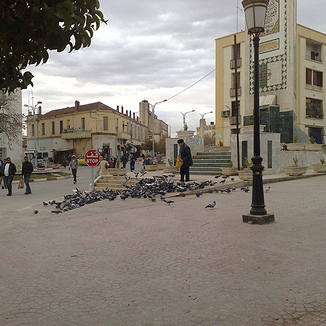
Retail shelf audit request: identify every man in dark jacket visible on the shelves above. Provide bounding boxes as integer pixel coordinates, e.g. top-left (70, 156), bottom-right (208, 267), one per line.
top-left (2, 157), bottom-right (16, 196)
top-left (177, 139), bottom-right (193, 182)
top-left (22, 156), bottom-right (34, 195)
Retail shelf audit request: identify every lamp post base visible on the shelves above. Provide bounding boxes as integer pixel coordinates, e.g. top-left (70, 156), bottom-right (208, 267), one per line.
top-left (242, 213), bottom-right (275, 225)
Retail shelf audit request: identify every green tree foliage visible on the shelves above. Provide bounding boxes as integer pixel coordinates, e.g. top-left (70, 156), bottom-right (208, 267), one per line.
top-left (0, 0), bottom-right (107, 92)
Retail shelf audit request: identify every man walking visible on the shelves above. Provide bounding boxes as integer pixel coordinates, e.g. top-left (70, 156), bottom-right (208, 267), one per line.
top-left (177, 139), bottom-right (193, 182)
top-left (22, 156), bottom-right (34, 195)
top-left (2, 157), bottom-right (16, 196)
top-left (69, 155), bottom-right (79, 184)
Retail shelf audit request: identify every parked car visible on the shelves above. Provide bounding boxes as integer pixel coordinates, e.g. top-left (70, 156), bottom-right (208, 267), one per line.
top-left (77, 157), bottom-right (86, 165)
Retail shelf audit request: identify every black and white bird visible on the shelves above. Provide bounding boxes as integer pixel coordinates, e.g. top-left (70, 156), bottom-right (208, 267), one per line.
top-left (163, 199), bottom-right (174, 205)
top-left (33, 209), bottom-right (38, 214)
top-left (265, 186), bottom-right (271, 193)
top-left (43, 202), bottom-right (48, 206)
top-left (205, 201), bottom-right (216, 209)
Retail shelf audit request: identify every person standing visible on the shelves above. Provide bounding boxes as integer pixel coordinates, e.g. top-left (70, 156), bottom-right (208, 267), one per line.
top-left (2, 157), bottom-right (16, 196)
top-left (156, 152), bottom-right (163, 164)
top-left (177, 139), bottom-right (193, 182)
top-left (22, 156), bottom-right (34, 195)
top-left (0, 158), bottom-right (7, 189)
top-left (120, 154), bottom-right (128, 169)
top-left (98, 156), bottom-right (109, 176)
top-left (69, 155), bottom-right (78, 184)
top-left (130, 153), bottom-right (136, 172)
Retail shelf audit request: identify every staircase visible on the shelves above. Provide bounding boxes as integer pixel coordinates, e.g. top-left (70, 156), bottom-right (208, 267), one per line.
top-left (94, 175), bottom-right (139, 191)
top-left (190, 151), bottom-right (231, 176)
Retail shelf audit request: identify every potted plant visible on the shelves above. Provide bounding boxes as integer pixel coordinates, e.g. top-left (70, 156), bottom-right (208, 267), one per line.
top-left (283, 156), bottom-right (307, 176)
top-left (312, 157), bottom-right (326, 173)
top-left (305, 136), bottom-right (321, 151)
top-left (221, 160), bottom-right (238, 176)
top-left (237, 157), bottom-right (252, 181)
top-left (286, 135), bottom-right (305, 151)
top-left (163, 157), bottom-right (178, 173)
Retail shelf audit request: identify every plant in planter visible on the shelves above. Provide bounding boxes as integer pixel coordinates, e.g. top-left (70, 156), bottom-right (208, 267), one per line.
top-left (221, 160), bottom-right (238, 176)
top-left (293, 135), bottom-right (299, 143)
top-left (310, 136), bottom-right (316, 144)
top-left (305, 136), bottom-right (321, 151)
top-left (287, 135), bottom-right (305, 151)
top-left (312, 156), bottom-right (326, 173)
top-left (283, 156), bottom-right (307, 176)
top-left (237, 157), bottom-right (252, 181)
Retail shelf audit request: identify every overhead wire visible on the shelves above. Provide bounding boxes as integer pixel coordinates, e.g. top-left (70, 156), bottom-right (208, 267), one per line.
top-left (166, 68), bottom-right (215, 102)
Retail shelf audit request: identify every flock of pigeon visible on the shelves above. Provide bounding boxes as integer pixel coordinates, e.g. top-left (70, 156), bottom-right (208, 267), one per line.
top-left (36, 174), bottom-right (271, 215)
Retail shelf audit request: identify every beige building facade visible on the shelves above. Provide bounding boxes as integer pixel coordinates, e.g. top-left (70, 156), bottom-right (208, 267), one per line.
top-left (215, 0), bottom-right (326, 146)
top-left (26, 101), bottom-right (153, 163)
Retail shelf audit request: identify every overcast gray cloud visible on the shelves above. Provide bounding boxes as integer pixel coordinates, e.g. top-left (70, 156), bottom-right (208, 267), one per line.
top-left (23, 0), bottom-right (326, 136)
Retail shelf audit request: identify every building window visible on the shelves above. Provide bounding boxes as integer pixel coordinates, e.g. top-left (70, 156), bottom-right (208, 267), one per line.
top-left (52, 121), bottom-right (55, 135)
top-left (233, 43), bottom-right (240, 59)
top-left (42, 123), bottom-right (45, 136)
top-left (103, 116), bottom-right (108, 131)
top-left (60, 120), bottom-right (63, 133)
top-left (232, 72), bottom-right (240, 89)
top-left (306, 68), bottom-right (323, 87)
top-left (306, 98), bottom-right (323, 119)
top-left (81, 117), bottom-right (85, 130)
top-left (231, 101), bottom-right (240, 117)
top-left (67, 120), bottom-right (70, 129)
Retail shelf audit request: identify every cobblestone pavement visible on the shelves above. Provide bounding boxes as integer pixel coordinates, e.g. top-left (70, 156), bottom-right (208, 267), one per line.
top-left (1, 175), bottom-right (326, 325)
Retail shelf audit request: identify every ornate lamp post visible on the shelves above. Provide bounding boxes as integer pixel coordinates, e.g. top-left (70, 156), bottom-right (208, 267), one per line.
top-left (24, 101), bottom-right (42, 168)
top-left (149, 99), bottom-right (167, 161)
top-left (242, 0), bottom-right (274, 224)
top-left (180, 110), bottom-right (195, 131)
top-left (198, 111), bottom-right (213, 138)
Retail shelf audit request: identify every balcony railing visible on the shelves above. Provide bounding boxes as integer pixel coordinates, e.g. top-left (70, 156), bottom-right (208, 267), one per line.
top-left (230, 115), bottom-right (241, 125)
top-left (230, 58), bottom-right (242, 69)
top-left (230, 87), bottom-right (241, 97)
top-left (61, 129), bottom-right (92, 139)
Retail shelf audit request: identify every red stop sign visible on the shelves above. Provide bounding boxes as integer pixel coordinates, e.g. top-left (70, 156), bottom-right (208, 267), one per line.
top-left (84, 149), bottom-right (100, 167)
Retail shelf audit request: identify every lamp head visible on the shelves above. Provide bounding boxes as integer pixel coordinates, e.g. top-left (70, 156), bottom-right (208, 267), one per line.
top-left (242, 0), bottom-right (269, 34)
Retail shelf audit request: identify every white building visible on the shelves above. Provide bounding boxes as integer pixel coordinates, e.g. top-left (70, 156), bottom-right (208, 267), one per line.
top-left (215, 0), bottom-right (326, 146)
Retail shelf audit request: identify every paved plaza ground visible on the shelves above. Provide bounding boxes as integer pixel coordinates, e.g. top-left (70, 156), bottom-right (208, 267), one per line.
top-left (1, 173), bottom-right (326, 325)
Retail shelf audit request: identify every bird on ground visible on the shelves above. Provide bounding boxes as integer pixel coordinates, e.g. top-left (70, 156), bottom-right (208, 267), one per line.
top-left (205, 201), bottom-right (216, 209)
top-left (51, 210), bottom-right (62, 214)
top-left (163, 199), bottom-right (174, 205)
top-left (125, 175), bottom-right (130, 181)
top-left (133, 170), bottom-right (139, 178)
top-left (214, 175), bottom-right (220, 179)
top-left (220, 179), bottom-right (226, 184)
top-left (231, 178), bottom-right (235, 181)
top-left (241, 186), bottom-right (250, 193)
top-left (43, 202), bottom-right (48, 206)
top-left (33, 209), bottom-right (38, 214)
top-left (196, 191), bottom-right (203, 197)
top-left (232, 187), bottom-right (236, 191)
top-left (139, 171), bottom-right (147, 177)
top-left (222, 176), bottom-right (229, 179)
top-left (179, 192), bottom-right (186, 197)
top-left (265, 186), bottom-right (271, 193)
top-left (208, 189), bottom-right (213, 193)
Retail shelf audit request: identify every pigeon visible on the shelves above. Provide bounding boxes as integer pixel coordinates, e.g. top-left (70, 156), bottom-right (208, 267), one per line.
top-left (208, 189), bottom-right (213, 193)
top-left (179, 192), bottom-right (186, 197)
top-left (43, 202), bottom-right (48, 206)
top-left (222, 176), bottom-right (229, 179)
top-left (125, 175), bottom-right (130, 181)
top-left (163, 199), bottom-right (174, 205)
top-left (133, 170), bottom-right (139, 178)
top-left (232, 187), bottom-right (236, 192)
top-left (196, 191), bottom-right (203, 197)
top-left (214, 175), bottom-right (220, 179)
top-left (220, 179), bottom-right (226, 184)
top-left (265, 186), bottom-right (271, 193)
top-left (33, 209), bottom-right (38, 214)
top-left (51, 210), bottom-right (62, 214)
top-left (139, 171), bottom-right (147, 177)
top-left (241, 186), bottom-right (250, 193)
top-left (205, 201), bottom-right (216, 209)
top-left (231, 178), bottom-right (235, 181)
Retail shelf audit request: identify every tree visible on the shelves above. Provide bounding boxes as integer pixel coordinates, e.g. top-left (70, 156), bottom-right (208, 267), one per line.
top-left (0, 93), bottom-right (24, 149)
top-left (0, 0), bottom-right (107, 92)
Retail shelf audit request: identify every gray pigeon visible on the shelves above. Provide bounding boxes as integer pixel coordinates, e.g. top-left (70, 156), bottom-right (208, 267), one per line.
top-left (205, 201), bottom-right (216, 209)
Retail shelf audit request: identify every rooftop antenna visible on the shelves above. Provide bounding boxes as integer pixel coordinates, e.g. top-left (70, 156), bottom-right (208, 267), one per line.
top-left (236, 0), bottom-right (243, 33)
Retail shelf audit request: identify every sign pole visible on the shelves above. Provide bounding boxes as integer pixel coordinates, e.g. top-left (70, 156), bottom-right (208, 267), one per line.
top-left (91, 166), bottom-right (95, 191)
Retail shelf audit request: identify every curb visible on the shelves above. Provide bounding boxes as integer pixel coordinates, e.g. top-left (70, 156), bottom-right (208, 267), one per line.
top-left (11, 175), bottom-right (72, 184)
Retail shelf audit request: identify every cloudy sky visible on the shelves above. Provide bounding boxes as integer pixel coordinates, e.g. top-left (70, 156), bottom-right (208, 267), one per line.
top-left (22, 0), bottom-right (326, 137)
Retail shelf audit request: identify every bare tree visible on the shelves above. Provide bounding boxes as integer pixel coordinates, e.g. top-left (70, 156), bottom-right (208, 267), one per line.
top-left (0, 94), bottom-right (24, 149)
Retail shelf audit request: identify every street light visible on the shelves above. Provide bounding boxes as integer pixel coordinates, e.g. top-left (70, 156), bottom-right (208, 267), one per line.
top-left (180, 110), bottom-right (195, 131)
top-left (241, 0), bottom-right (274, 224)
top-left (198, 111), bottom-right (213, 138)
top-left (149, 99), bottom-right (167, 161)
top-left (24, 101), bottom-right (42, 167)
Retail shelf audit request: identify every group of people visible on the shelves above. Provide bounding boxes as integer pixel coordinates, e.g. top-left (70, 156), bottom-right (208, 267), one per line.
top-left (0, 156), bottom-right (34, 196)
top-left (0, 139), bottom-right (193, 196)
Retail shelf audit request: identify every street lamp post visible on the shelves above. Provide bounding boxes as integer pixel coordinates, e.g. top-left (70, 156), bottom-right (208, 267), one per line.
top-left (198, 111), bottom-right (213, 138)
top-left (149, 99), bottom-right (167, 161)
top-left (241, 0), bottom-right (274, 224)
top-left (180, 110), bottom-right (195, 131)
top-left (24, 101), bottom-right (42, 167)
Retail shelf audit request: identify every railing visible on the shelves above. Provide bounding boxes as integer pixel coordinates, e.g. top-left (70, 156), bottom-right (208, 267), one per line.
top-left (230, 58), bottom-right (242, 69)
top-left (230, 87), bottom-right (242, 97)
